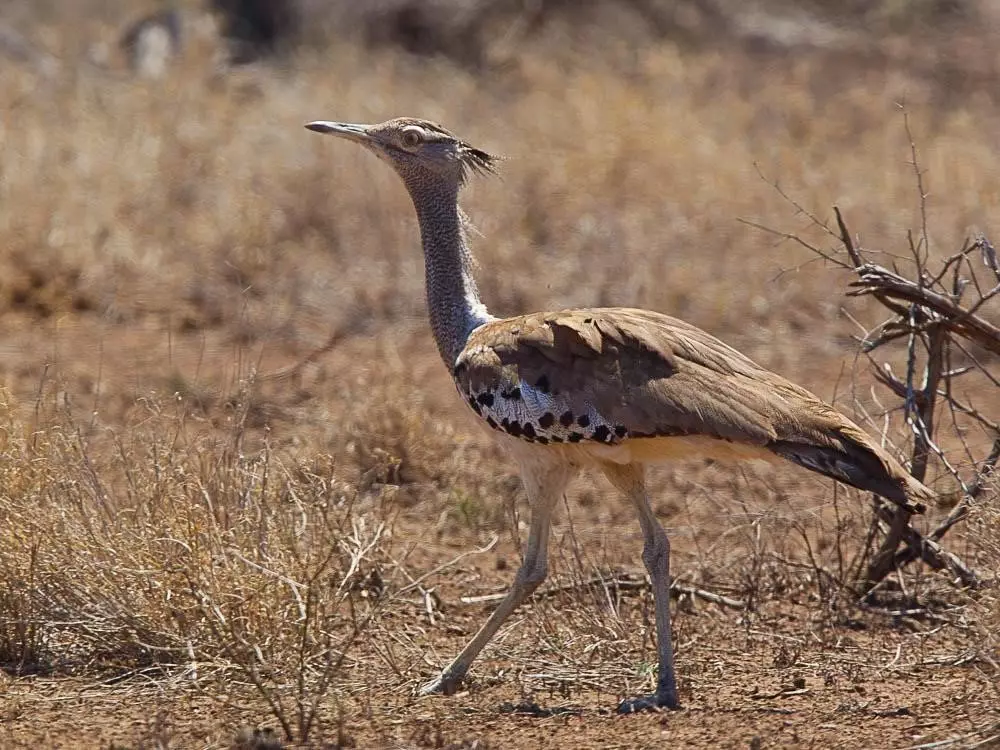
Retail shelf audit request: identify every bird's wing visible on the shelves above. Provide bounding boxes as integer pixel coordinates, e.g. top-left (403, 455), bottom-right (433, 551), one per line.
top-left (455, 307), bottom-right (930, 512)
top-left (458, 307), bottom-right (810, 443)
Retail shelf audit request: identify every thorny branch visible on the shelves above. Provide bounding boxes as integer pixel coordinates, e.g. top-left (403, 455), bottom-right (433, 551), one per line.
top-left (459, 572), bottom-right (747, 610)
top-left (847, 263), bottom-right (1000, 356)
top-left (831, 206), bottom-right (998, 592)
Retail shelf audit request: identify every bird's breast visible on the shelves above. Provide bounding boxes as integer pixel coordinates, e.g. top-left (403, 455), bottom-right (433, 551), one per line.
top-left (457, 379), bottom-right (629, 446)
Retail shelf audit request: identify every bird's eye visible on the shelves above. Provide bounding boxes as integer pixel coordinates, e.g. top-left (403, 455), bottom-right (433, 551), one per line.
top-left (401, 128), bottom-right (423, 148)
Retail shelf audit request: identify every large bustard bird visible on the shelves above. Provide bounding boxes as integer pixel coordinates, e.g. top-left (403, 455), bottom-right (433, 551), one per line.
top-left (305, 117), bottom-right (933, 712)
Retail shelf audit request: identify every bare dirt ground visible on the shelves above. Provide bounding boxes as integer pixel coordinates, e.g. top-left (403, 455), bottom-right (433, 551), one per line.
top-left (0, 2), bottom-right (998, 748)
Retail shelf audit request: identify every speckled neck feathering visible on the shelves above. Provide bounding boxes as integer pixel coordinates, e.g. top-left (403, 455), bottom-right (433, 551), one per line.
top-left (306, 116), bottom-right (935, 715)
top-left (404, 177), bottom-right (493, 366)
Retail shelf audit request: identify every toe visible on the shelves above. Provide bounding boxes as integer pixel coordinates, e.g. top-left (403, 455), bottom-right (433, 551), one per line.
top-left (420, 673), bottom-right (460, 696)
top-left (617, 694), bottom-right (681, 714)
top-left (420, 679), bottom-right (445, 696)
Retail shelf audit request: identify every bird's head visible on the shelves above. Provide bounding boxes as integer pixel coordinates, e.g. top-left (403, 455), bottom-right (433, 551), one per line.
top-left (305, 117), bottom-right (497, 188)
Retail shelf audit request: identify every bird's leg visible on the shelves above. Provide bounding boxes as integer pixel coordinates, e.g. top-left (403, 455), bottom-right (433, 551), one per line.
top-left (420, 460), bottom-right (572, 697)
top-left (602, 463), bottom-right (680, 713)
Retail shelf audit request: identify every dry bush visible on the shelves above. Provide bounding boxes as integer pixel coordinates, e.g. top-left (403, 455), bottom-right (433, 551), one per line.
top-left (0, 361), bottom-right (521, 743)
top-left (722, 124), bottom-right (1000, 681)
top-left (0, 381), bottom-right (404, 743)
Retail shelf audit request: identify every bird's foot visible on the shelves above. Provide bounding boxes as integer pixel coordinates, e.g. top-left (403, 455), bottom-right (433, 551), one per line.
top-left (616, 692), bottom-right (681, 714)
top-left (419, 670), bottom-right (464, 697)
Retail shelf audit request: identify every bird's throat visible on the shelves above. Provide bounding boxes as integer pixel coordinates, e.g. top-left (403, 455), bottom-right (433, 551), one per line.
top-left (409, 182), bottom-right (492, 368)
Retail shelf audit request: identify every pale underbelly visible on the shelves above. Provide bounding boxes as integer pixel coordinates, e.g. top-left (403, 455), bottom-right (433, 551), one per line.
top-left (494, 429), bottom-right (778, 467)
top-left (580, 434), bottom-right (778, 464)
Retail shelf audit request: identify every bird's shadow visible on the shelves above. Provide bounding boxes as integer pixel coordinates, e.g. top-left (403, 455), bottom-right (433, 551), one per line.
top-left (498, 700), bottom-right (586, 718)
top-left (496, 700), bottom-right (604, 718)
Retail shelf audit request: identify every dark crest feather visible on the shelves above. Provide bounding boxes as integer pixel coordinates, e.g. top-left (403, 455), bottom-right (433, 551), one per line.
top-left (458, 143), bottom-right (499, 182)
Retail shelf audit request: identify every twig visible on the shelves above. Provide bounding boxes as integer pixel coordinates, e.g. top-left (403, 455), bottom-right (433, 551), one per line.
top-left (834, 205), bottom-right (864, 268)
top-left (902, 108), bottom-right (931, 267)
top-left (866, 503), bottom-right (979, 589)
top-left (848, 264), bottom-right (1000, 355)
top-left (834, 206), bottom-right (910, 318)
top-left (752, 162), bottom-right (842, 243)
top-left (964, 436), bottom-right (1000, 503)
top-left (892, 436), bottom-right (1000, 572)
top-left (738, 217), bottom-right (845, 268)
top-left (396, 535), bottom-right (499, 597)
top-left (979, 236), bottom-right (1000, 280)
top-left (864, 501), bottom-right (911, 593)
top-left (459, 573), bottom-right (746, 610)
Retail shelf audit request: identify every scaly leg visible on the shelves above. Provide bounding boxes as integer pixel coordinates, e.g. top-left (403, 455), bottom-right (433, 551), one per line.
top-left (602, 462), bottom-right (680, 712)
top-left (421, 459), bottom-right (574, 696)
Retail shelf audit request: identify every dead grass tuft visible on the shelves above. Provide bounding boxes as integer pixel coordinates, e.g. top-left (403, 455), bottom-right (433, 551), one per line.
top-left (0, 383), bottom-right (405, 742)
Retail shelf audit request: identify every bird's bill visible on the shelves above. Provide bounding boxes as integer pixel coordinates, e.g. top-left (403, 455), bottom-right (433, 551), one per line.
top-left (305, 121), bottom-right (370, 144)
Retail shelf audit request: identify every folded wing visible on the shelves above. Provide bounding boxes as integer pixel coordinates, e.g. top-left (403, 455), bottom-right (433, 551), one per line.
top-left (456, 307), bottom-right (930, 513)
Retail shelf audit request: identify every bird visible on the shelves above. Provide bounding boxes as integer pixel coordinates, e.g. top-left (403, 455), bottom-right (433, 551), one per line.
top-left (305, 116), bottom-right (934, 713)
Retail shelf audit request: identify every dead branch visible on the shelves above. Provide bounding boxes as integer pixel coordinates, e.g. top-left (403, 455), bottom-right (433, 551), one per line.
top-left (835, 206), bottom-right (909, 318)
top-left (892, 435), bottom-right (1000, 572)
top-left (756, 141), bottom-right (996, 599)
top-left (847, 265), bottom-right (1000, 356)
top-left (459, 572), bottom-right (746, 610)
top-left (830, 207), bottom-right (995, 591)
top-left (866, 502), bottom-right (979, 589)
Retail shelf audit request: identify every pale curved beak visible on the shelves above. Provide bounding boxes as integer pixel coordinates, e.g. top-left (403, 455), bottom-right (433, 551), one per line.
top-left (305, 121), bottom-right (370, 144)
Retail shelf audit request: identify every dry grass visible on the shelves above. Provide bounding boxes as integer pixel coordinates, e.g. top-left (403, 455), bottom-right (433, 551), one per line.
top-left (0, 3), bottom-right (998, 747)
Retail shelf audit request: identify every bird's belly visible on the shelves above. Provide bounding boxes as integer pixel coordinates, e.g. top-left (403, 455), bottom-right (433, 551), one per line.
top-left (582, 435), bottom-right (778, 465)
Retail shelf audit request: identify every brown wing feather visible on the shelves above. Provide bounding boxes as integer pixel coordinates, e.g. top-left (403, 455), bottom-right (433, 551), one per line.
top-left (457, 308), bottom-right (930, 513)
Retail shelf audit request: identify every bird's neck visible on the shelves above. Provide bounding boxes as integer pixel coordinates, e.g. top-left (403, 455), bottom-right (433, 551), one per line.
top-left (406, 178), bottom-right (492, 368)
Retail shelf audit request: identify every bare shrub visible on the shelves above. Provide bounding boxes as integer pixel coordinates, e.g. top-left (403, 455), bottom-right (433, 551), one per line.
top-left (0, 382), bottom-right (399, 743)
top-left (750, 112), bottom-right (998, 607)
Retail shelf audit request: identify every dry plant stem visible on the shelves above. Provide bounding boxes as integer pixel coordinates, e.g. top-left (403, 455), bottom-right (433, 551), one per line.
top-left (868, 503), bottom-right (978, 587)
top-left (892, 436), bottom-right (1000, 571)
top-left (873, 360), bottom-right (999, 493)
top-left (911, 324), bottom-right (946, 484)
top-left (848, 266), bottom-right (1000, 355)
top-left (837, 208), bottom-right (931, 589)
top-left (829, 207), bottom-right (991, 591)
top-left (182, 500), bottom-right (388, 743)
top-left (834, 207), bottom-right (909, 318)
top-left (458, 574), bottom-right (746, 610)
top-left (865, 319), bottom-right (945, 588)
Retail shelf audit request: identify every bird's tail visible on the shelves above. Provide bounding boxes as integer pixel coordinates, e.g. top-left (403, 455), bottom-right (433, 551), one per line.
top-left (768, 431), bottom-right (932, 514)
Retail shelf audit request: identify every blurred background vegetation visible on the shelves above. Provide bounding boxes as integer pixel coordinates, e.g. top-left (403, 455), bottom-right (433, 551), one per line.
top-left (0, 0), bottom-right (996, 444)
